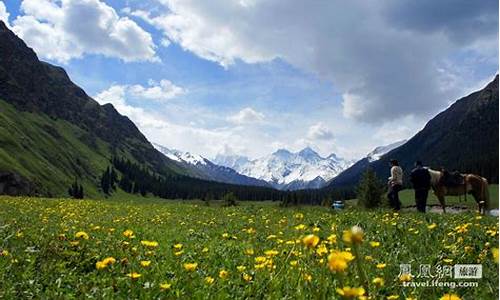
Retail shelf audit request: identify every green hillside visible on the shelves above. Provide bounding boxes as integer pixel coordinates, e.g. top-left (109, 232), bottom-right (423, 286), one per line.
top-left (0, 99), bottom-right (118, 197)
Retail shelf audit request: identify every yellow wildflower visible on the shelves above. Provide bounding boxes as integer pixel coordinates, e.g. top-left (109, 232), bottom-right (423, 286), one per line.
top-left (242, 273), bottom-right (252, 282)
top-left (372, 277), bottom-right (384, 287)
top-left (141, 240), bottom-right (159, 248)
top-left (439, 294), bottom-right (461, 300)
top-left (184, 262), bottom-right (198, 271)
top-left (244, 248), bottom-right (254, 255)
top-left (492, 248), bottom-right (498, 264)
top-left (122, 229), bottom-right (135, 238)
top-left (173, 243), bottom-right (183, 250)
top-left (399, 273), bottom-right (412, 282)
top-left (264, 250), bottom-right (279, 256)
top-left (160, 282), bottom-right (171, 290)
top-left (302, 234), bottom-right (320, 248)
top-left (75, 231), bottom-right (89, 240)
top-left (316, 244), bottom-right (328, 256)
top-left (336, 286), bottom-right (365, 298)
top-left (369, 241), bottom-right (380, 248)
top-left (140, 260), bottom-right (151, 267)
top-left (219, 270), bottom-right (229, 279)
top-left (255, 256), bottom-right (267, 264)
top-left (126, 272), bottom-right (142, 279)
top-left (376, 263), bottom-right (386, 269)
top-left (327, 251), bottom-right (353, 272)
top-left (343, 226), bottom-right (364, 244)
top-left (205, 276), bottom-right (215, 285)
top-left (237, 265), bottom-right (246, 272)
top-left (427, 223), bottom-right (437, 230)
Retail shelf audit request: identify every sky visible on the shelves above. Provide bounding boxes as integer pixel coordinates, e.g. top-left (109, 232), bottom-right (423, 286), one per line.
top-left (0, 0), bottom-right (498, 160)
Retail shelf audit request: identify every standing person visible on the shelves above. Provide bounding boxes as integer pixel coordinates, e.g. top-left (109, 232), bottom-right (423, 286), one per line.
top-left (387, 159), bottom-right (403, 211)
top-left (410, 161), bottom-right (431, 213)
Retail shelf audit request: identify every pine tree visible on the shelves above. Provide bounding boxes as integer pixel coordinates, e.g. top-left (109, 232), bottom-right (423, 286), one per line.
top-left (77, 184), bottom-right (84, 199)
top-left (101, 167), bottom-right (110, 194)
top-left (356, 168), bottom-right (384, 208)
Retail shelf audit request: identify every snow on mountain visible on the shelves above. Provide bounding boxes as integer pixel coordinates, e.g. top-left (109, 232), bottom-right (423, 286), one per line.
top-left (366, 140), bottom-right (407, 162)
top-left (153, 143), bottom-right (270, 187)
top-left (153, 143), bottom-right (207, 165)
top-left (214, 147), bottom-right (354, 190)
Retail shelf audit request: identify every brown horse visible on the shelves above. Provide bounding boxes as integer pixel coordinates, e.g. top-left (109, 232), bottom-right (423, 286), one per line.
top-left (428, 169), bottom-right (490, 214)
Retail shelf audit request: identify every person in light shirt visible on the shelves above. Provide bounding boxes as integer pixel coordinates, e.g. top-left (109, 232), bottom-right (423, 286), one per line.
top-left (387, 159), bottom-right (403, 211)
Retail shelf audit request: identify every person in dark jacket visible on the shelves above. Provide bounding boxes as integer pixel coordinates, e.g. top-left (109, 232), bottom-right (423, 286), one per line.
top-left (410, 161), bottom-right (431, 213)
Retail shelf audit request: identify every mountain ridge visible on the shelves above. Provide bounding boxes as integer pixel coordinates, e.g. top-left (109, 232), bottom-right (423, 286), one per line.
top-left (214, 147), bottom-right (354, 190)
top-left (328, 76), bottom-right (499, 188)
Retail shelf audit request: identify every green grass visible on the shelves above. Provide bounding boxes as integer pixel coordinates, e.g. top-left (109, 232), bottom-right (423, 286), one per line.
top-left (0, 196), bottom-right (497, 299)
top-left (346, 185), bottom-right (499, 210)
top-left (0, 100), bottom-right (112, 197)
top-left (398, 185), bottom-right (499, 209)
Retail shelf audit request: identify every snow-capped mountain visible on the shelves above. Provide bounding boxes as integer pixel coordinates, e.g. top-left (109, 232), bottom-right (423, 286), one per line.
top-left (153, 143), bottom-right (270, 188)
top-left (214, 147), bottom-right (354, 190)
top-left (325, 139), bottom-right (408, 187)
top-left (366, 140), bottom-right (407, 162)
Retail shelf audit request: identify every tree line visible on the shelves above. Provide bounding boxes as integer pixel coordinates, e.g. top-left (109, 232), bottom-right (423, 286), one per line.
top-left (98, 157), bottom-right (355, 204)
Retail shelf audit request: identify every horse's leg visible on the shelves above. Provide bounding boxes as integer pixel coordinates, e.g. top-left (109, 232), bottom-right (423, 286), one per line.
top-left (436, 191), bottom-right (446, 213)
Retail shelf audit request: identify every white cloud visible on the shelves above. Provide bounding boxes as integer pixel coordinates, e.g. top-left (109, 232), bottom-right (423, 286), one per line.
top-left (307, 123), bottom-right (334, 141)
top-left (130, 0), bottom-right (497, 123)
top-left (227, 107), bottom-right (265, 125)
top-left (0, 2), bottom-right (9, 24)
top-left (94, 85), bottom-right (168, 129)
top-left (10, 0), bottom-right (157, 63)
top-left (94, 85), bottom-right (275, 159)
top-left (128, 79), bottom-right (185, 101)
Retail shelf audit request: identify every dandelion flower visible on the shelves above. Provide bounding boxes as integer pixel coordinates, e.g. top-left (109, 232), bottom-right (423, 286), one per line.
top-left (302, 234), bottom-right (320, 248)
top-left (127, 272), bottom-right (142, 279)
top-left (237, 265), bottom-right (246, 272)
top-left (205, 276), bottom-right (215, 285)
top-left (492, 248), bottom-right (498, 264)
top-left (427, 223), bottom-right (437, 230)
top-left (75, 231), bottom-right (89, 240)
top-left (372, 277), bottom-right (384, 287)
top-left (219, 270), bottom-right (229, 279)
top-left (264, 250), bottom-right (279, 256)
top-left (316, 244), bottom-right (328, 256)
top-left (141, 240), bottom-right (159, 248)
top-left (376, 263), bottom-right (386, 269)
top-left (244, 248), bottom-right (254, 256)
top-left (399, 273), bottom-right (412, 282)
top-left (95, 261), bottom-right (107, 270)
top-left (369, 241), bottom-right (380, 248)
top-left (242, 273), bottom-right (252, 282)
top-left (184, 262), bottom-right (198, 271)
top-left (123, 229), bottom-right (135, 238)
top-left (439, 293), bottom-right (461, 300)
top-left (387, 295), bottom-right (399, 300)
top-left (159, 282), bottom-right (171, 290)
top-left (336, 286), bottom-right (365, 298)
top-left (343, 226), bottom-right (364, 244)
top-left (173, 243), bottom-right (183, 250)
top-left (140, 260), bottom-right (151, 267)
top-left (255, 256), bottom-right (267, 264)
top-left (327, 251), bottom-right (353, 272)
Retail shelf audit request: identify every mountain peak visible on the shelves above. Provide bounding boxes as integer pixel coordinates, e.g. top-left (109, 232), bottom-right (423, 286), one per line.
top-left (273, 148), bottom-right (293, 157)
top-left (297, 146), bottom-right (320, 158)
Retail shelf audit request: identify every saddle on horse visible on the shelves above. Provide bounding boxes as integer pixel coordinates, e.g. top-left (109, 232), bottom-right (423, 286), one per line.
top-left (440, 170), bottom-right (465, 187)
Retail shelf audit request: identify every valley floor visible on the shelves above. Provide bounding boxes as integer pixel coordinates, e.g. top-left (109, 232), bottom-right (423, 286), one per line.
top-left (0, 196), bottom-right (498, 299)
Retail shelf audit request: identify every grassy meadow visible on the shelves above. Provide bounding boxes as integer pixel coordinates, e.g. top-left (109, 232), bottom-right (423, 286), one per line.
top-left (0, 196), bottom-right (498, 299)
